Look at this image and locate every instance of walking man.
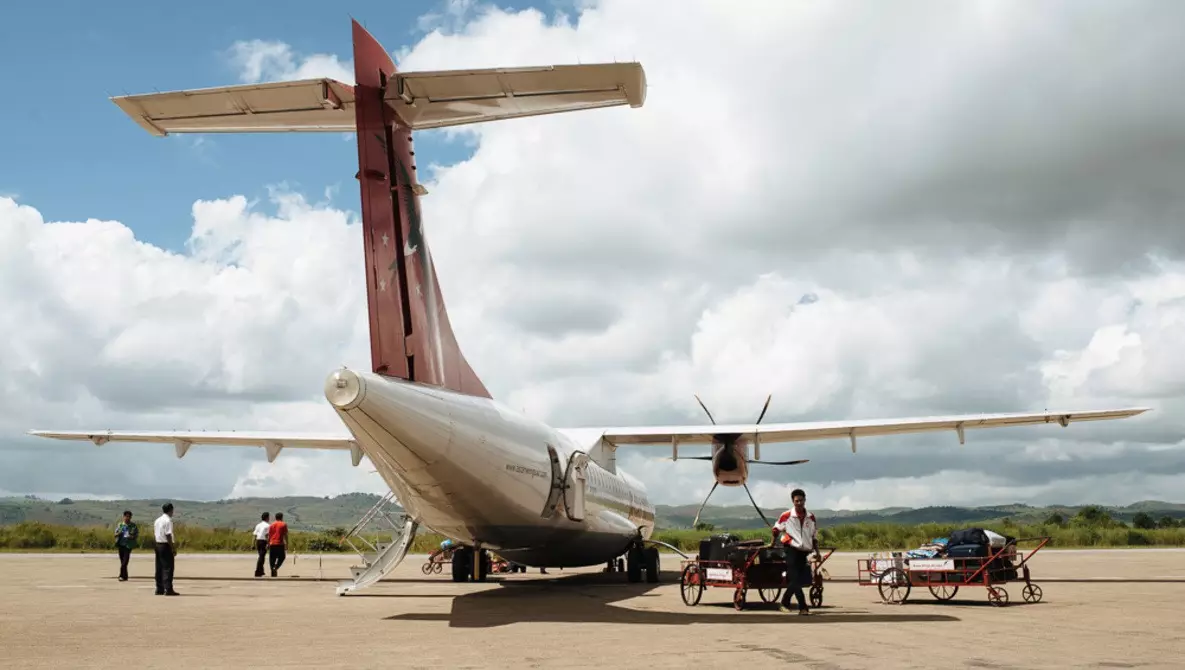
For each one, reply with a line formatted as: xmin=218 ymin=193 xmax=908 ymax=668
xmin=114 ymin=510 xmax=139 ymax=581
xmin=267 ymin=512 xmax=289 ymax=577
xmin=772 ymin=488 xmax=820 ymax=615
xmin=153 ymin=502 xmax=179 ymax=596
xmin=252 ymin=512 xmax=271 ymax=578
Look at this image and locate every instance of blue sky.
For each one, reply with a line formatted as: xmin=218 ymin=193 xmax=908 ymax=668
xmin=0 ymin=0 xmax=564 ymax=251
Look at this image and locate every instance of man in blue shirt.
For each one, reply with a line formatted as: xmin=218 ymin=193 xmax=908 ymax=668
xmin=114 ymin=510 xmax=139 ymax=582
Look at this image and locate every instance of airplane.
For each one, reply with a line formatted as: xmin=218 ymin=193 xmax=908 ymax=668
xmin=29 ymin=19 xmax=1150 ymax=595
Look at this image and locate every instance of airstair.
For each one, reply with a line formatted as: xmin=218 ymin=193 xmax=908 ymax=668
xmin=335 ymin=492 xmax=418 ymax=596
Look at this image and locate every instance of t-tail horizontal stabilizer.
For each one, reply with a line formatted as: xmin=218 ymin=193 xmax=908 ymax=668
xmin=110 ymin=19 xmax=646 ymax=399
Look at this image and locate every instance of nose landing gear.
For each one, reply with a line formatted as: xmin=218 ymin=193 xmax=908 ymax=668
xmin=625 ymin=541 xmax=660 ymax=583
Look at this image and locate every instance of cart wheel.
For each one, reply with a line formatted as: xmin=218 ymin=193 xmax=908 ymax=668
xmin=877 ymin=567 xmax=911 ymax=604
xmin=432 ymin=561 xmax=443 ymax=574
xmin=1022 ymin=583 xmax=1043 ymax=604
xmin=758 ymin=587 xmax=782 ymax=603
xmin=928 ymin=584 xmax=959 ymax=601
xmin=988 ymin=587 xmax=1009 ymax=607
xmin=809 ymin=585 xmax=823 ymax=608
xmin=421 ymin=562 xmax=433 ymax=575
xmin=733 ymin=587 xmax=747 ymax=611
xmin=680 ymin=566 xmax=704 ymax=607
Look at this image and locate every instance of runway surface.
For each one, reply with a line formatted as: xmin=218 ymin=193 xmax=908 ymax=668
xmin=2 ymin=549 xmax=1184 ymax=669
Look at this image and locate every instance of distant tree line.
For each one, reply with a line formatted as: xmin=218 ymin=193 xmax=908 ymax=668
xmin=2 ymin=505 xmax=1182 ymax=554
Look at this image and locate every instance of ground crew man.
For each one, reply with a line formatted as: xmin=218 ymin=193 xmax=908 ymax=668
xmin=268 ymin=512 xmax=289 ymax=577
xmin=114 ymin=510 xmax=139 ymax=582
xmin=153 ymin=502 xmax=179 ymax=596
xmin=252 ymin=512 xmax=271 ymax=578
xmin=772 ymin=488 xmax=820 ymax=615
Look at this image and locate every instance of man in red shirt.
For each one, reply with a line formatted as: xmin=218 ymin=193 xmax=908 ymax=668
xmin=267 ymin=512 xmax=289 ymax=577
xmin=772 ymin=488 xmax=821 ymax=615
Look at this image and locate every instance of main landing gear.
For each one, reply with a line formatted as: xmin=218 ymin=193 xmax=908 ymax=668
xmin=624 ymin=541 xmax=660 ymax=584
xmin=450 ymin=545 xmax=492 ymax=583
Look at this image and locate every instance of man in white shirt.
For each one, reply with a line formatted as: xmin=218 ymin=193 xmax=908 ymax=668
xmin=252 ymin=512 xmax=271 ymax=578
xmin=771 ymin=488 xmax=819 ymax=615
xmin=153 ymin=502 xmax=179 ymax=596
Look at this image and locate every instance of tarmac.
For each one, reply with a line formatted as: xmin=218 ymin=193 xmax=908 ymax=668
xmin=2 ymin=549 xmax=1184 ymax=669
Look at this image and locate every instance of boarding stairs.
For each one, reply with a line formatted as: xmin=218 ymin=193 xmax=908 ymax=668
xmin=335 ymin=491 xmax=418 ymax=596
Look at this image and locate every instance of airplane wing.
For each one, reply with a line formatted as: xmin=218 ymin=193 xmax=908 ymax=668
xmin=590 ymin=407 xmax=1151 ymax=453
xmin=111 ymin=62 xmax=645 ymax=136
xmin=26 ymin=430 xmax=365 ymax=466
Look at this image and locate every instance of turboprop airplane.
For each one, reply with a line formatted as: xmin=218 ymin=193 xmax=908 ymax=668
xmin=29 ymin=19 xmax=1150 ymax=596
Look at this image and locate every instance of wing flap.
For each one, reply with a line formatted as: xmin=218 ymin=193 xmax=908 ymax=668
xmin=27 ymin=430 xmax=362 ymax=465
xmin=590 ymin=407 xmax=1151 ymax=447
xmin=111 ymin=78 xmax=357 ymax=136
xmin=388 ymin=62 xmax=646 ymax=130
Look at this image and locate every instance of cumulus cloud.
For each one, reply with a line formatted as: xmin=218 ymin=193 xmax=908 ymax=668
xmin=4 ymin=0 xmax=1185 ymax=510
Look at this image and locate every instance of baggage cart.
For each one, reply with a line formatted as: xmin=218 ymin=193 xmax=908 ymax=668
xmin=857 ymin=536 xmax=1050 ymax=607
xmin=421 ymin=546 xmax=456 ymax=575
xmin=680 ymin=541 xmax=835 ymax=611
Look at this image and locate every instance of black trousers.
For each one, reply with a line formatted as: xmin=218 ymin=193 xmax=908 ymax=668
xmin=255 ymin=540 xmax=268 ymax=577
xmin=268 ymin=545 xmax=286 ymax=574
xmin=117 ymin=546 xmax=132 ymax=580
xmin=781 ymin=548 xmax=810 ymax=609
xmin=154 ymin=543 xmax=175 ymax=594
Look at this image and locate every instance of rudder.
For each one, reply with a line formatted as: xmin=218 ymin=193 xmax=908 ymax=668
xmin=351 ymin=20 xmax=490 ymax=398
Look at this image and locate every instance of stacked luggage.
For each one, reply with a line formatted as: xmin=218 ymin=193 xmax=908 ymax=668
xmin=945 ymin=527 xmax=1018 ymax=581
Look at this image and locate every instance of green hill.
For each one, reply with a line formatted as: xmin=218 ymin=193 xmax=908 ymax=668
xmin=4 ymin=494 xmax=1185 ymax=533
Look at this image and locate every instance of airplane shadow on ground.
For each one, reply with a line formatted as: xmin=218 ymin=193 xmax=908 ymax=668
xmin=373 ymin=570 xmax=962 ymax=628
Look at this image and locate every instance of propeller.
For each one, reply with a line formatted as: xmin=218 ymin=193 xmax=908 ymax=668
xmin=687 ymin=394 xmax=809 ymax=529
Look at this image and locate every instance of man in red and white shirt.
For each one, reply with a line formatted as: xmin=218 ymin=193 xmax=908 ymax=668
xmin=772 ymin=488 xmax=820 ymax=614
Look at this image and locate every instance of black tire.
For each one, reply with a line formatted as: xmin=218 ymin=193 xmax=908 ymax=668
xmin=644 ymin=547 xmax=660 ymax=583
xmin=627 ymin=545 xmax=643 ymax=583
xmin=809 ymin=585 xmax=823 ymax=608
xmin=680 ymin=565 xmax=703 ymax=606
xmin=451 ymin=547 xmax=471 ymax=582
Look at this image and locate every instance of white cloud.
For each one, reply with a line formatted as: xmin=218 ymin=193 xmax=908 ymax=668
xmin=5 ymin=1 xmax=1185 ymax=511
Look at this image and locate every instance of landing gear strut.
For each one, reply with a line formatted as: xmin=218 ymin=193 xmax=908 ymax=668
xmin=625 ymin=541 xmax=660 ymax=583
xmin=450 ymin=545 xmax=491 ymax=583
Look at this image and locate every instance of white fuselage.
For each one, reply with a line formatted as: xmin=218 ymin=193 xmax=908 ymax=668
xmin=323 ymin=368 xmax=655 ymax=568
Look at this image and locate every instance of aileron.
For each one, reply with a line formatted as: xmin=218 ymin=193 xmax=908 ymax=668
xmin=590 ymin=407 xmax=1151 ymax=447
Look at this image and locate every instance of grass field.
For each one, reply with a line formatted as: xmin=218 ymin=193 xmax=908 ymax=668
xmin=4 ymin=513 xmax=1184 ymax=555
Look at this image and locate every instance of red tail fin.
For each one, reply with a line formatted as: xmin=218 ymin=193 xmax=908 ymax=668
xmin=351 ymin=20 xmax=490 ymax=397
xmin=109 ymin=18 xmax=645 ymax=400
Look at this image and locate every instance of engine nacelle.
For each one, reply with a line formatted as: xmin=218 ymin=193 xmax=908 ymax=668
xmin=711 ymin=436 xmax=749 ymax=486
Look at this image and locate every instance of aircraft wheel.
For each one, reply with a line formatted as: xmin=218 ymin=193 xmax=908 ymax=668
xmin=644 ymin=547 xmax=660 ymax=583
xmin=626 ymin=545 xmax=643 ymax=583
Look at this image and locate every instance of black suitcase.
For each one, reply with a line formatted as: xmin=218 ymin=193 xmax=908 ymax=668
xmin=948 ymin=528 xmax=990 ymax=547
xmin=699 ymin=533 xmax=742 ymax=561
xmin=947 ymin=543 xmax=988 ymax=558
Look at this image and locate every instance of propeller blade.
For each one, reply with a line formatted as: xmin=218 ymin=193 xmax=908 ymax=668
xmin=691 ymin=481 xmax=719 ymax=528
xmin=677 ymin=456 xmax=714 ymax=461
xmin=693 ymin=394 xmax=716 ymax=425
xmin=749 ymin=459 xmax=810 ymax=466
xmin=742 ymin=482 xmax=773 ymax=527
xmin=755 ymin=394 xmax=772 ymax=425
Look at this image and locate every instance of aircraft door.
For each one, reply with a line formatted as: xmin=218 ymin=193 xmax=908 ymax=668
xmin=563 ymin=452 xmax=590 ymax=522
xmin=540 ymin=444 xmax=564 ymax=519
